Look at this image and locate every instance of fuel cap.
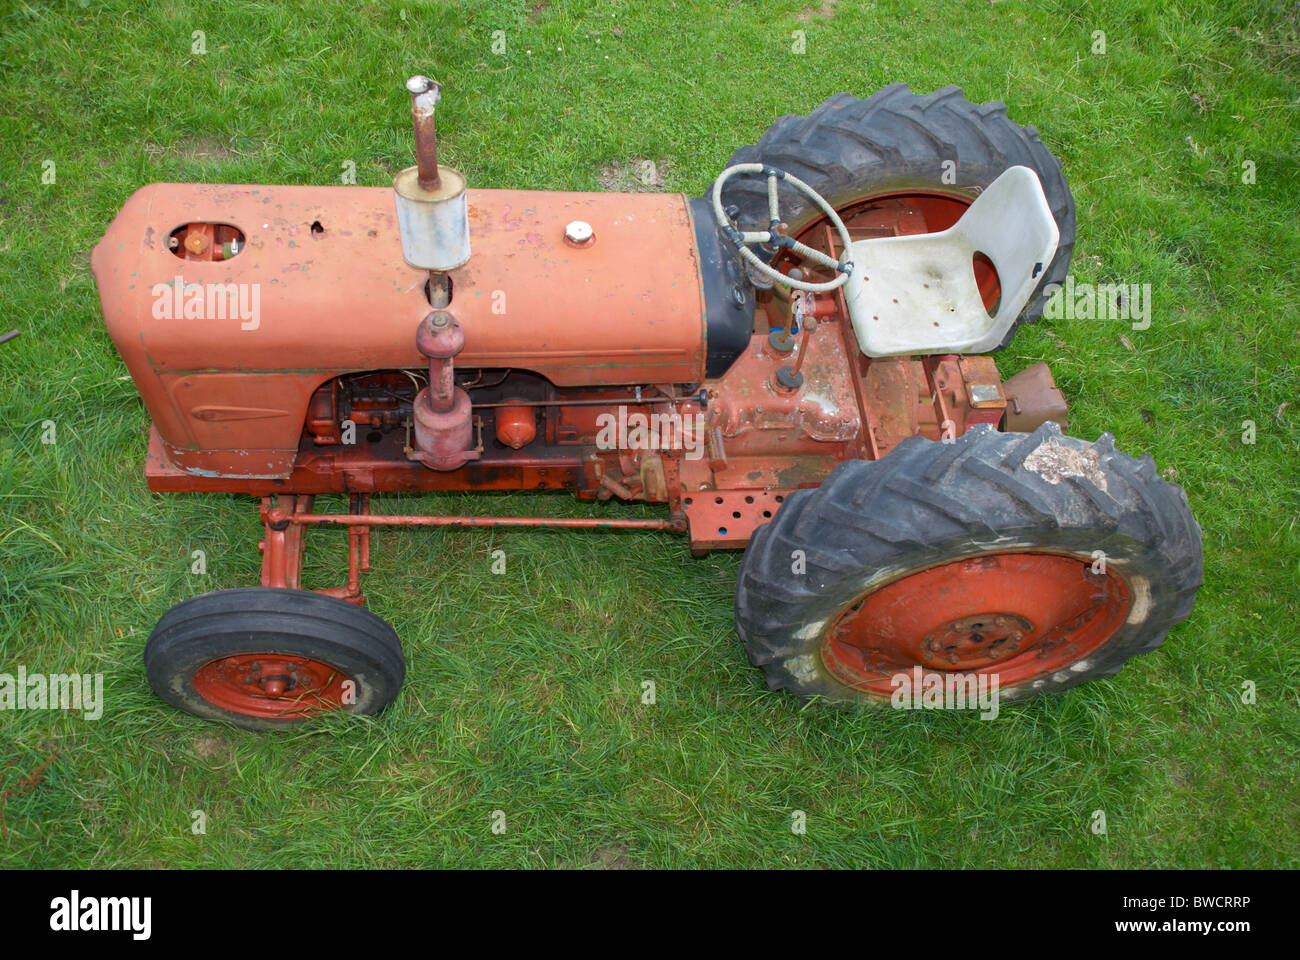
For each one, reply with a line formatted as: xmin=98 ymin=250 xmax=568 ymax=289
xmin=564 ymin=220 xmax=594 ymax=246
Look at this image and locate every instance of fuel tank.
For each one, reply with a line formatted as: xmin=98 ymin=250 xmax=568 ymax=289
xmin=92 ymin=183 xmax=723 ymax=478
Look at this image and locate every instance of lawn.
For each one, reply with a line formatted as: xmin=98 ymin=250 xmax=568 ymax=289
xmin=0 ymin=0 xmax=1297 ymax=868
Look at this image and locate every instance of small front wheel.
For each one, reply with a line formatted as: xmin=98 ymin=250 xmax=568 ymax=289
xmin=144 ymin=588 xmax=405 ymax=730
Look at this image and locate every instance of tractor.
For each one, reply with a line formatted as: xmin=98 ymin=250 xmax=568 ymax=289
xmin=92 ymin=78 xmax=1202 ymax=729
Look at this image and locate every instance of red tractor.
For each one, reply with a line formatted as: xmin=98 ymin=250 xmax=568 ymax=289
xmin=93 ymin=79 xmax=1201 ymax=729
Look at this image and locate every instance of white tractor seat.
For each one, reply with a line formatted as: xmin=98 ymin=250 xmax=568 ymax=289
xmin=842 ymin=165 xmax=1059 ymax=357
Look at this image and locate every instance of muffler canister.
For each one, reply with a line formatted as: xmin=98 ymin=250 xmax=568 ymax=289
xmin=394 ymin=76 xmax=471 ymax=271
xmin=394 ymin=165 xmax=470 ymax=271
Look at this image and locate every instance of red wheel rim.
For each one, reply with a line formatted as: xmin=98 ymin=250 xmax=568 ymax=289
xmin=820 ymin=552 xmax=1131 ymax=696
xmin=192 ymin=653 xmax=353 ymax=719
xmin=787 ymin=190 xmax=1002 ymax=312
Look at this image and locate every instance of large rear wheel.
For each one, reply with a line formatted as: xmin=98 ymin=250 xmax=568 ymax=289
xmin=734 ymin=424 xmax=1201 ymax=703
xmin=719 ymin=83 xmax=1076 ymax=347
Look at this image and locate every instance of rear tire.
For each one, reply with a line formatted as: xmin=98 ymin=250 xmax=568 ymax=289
xmin=144 ymin=588 xmax=405 ymax=730
xmin=720 ymin=83 xmax=1076 ymax=347
xmin=734 ymin=423 xmax=1201 ymax=704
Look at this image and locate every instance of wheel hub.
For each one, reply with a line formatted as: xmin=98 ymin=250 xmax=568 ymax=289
xmin=232 ymin=659 xmax=312 ymax=696
xmin=820 ymin=551 xmax=1132 ymax=696
xmin=922 ymin=613 xmax=1034 ymax=668
xmin=193 ymin=653 xmax=353 ymax=719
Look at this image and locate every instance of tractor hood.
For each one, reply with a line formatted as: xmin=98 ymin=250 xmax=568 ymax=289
xmin=92 ymin=183 xmax=710 ymax=476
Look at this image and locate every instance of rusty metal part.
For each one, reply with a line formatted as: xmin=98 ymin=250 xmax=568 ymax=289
xmin=411 ymin=390 xmax=478 ymax=470
xmin=260 ymin=493 xmax=368 ymax=604
xmin=407 ymin=75 xmax=442 ymax=191
xmin=597 ymin=473 xmax=639 ymax=501
xmin=416 ymin=311 xmax=464 ymax=411
xmin=922 ymin=355 xmax=1007 ymax=440
xmin=706 ymin=427 xmax=727 ymax=472
xmin=773 ymin=364 xmax=804 ymax=393
xmin=923 ymin=612 xmax=1034 ymax=665
xmin=639 ymin=455 xmax=669 ymax=501
xmin=410 ymin=310 xmax=479 ymax=470
xmin=144 ymin=273 xmax=1020 ymax=556
xmin=1001 ymin=360 xmax=1069 ymax=433
xmin=184 ymin=230 xmax=210 ymax=256
xmin=767 ymin=328 xmax=796 ymax=353
xmin=684 ymin=488 xmax=790 ymax=550
xmin=167 ymin=223 xmax=244 ymax=262
xmin=773 ymin=325 xmax=812 ymax=393
xmin=495 ymin=404 xmax=536 ymax=449
xmin=284 ymin=511 xmax=680 ymax=530
xmin=193 ymin=653 xmax=353 ymax=715
xmin=426 ymin=271 xmax=451 ymax=308
xmin=260 ymin=494 xmax=317 ymax=592
xmin=474 ymin=396 xmax=666 ymax=409
xmin=258 ymin=494 xmax=681 ymax=610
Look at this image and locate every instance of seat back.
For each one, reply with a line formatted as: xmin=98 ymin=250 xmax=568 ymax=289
xmin=843 ymin=165 xmax=1059 ymax=356
xmin=955 ymin=165 xmax=1060 ymax=331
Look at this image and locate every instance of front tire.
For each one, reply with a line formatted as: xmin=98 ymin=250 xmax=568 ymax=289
xmin=144 ymin=588 xmax=405 ymax=730
xmin=734 ymin=424 xmax=1201 ymax=704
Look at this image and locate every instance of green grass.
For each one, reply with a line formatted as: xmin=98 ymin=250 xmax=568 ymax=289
xmin=1 ymin=0 xmax=1298 ymax=868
